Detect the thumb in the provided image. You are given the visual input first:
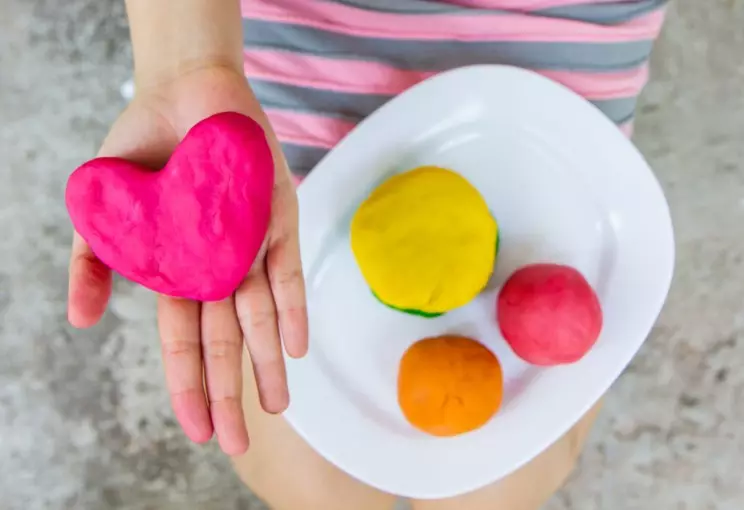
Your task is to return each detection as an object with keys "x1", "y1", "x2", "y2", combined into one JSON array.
[
  {"x1": 67, "y1": 102, "x2": 178, "y2": 328},
  {"x1": 68, "y1": 232, "x2": 112, "y2": 328}
]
